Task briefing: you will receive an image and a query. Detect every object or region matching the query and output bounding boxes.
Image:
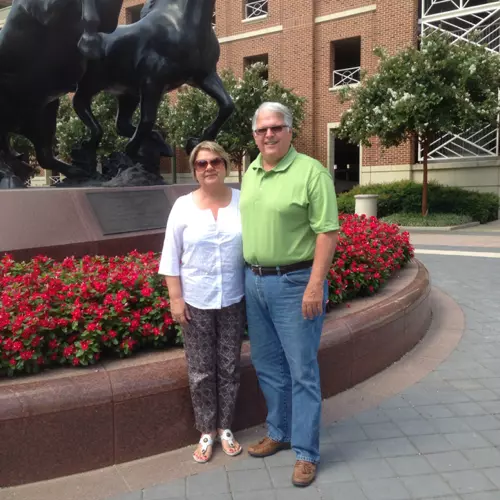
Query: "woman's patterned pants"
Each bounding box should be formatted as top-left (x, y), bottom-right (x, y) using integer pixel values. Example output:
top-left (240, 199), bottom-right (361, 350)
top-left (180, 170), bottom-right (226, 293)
top-left (183, 299), bottom-right (246, 433)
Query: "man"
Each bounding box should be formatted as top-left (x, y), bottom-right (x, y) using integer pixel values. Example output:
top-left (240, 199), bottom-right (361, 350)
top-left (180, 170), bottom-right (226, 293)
top-left (240, 102), bottom-right (339, 487)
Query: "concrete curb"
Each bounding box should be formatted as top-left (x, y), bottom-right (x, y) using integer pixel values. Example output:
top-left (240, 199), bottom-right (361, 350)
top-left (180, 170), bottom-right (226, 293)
top-left (400, 221), bottom-right (480, 232)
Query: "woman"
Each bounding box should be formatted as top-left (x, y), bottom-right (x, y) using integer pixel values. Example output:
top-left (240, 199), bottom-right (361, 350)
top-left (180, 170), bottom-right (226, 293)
top-left (158, 141), bottom-right (245, 463)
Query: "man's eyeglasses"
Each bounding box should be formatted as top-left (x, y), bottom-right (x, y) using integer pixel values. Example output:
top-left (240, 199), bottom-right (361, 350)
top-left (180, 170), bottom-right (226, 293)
top-left (253, 124), bottom-right (289, 136)
top-left (193, 157), bottom-right (226, 171)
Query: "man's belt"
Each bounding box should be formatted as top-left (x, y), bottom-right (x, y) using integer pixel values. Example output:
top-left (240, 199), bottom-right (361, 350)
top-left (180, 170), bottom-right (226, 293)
top-left (246, 259), bottom-right (313, 276)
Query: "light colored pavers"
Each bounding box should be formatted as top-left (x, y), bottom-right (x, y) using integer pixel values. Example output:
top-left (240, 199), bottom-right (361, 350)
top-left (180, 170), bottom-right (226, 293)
top-left (102, 240), bottom-right (499, 500)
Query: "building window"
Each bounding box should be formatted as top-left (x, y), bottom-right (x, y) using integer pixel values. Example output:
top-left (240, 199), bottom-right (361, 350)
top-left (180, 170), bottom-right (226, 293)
top-left (244, 0), bottom-right (268, 20)
top-left (244, 54), bottom-right (269, 80)
top-left (127, 4), bottom-right (143, 24)
top-left (331, 36), bottom-right (361, 88)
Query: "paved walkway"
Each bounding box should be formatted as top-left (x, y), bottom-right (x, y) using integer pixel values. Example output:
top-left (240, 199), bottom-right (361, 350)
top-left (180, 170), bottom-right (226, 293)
top-left (101, 229), bottom-right (500, 500)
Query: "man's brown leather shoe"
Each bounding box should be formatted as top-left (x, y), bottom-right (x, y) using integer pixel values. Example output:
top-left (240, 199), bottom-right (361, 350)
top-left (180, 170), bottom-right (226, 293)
top-left (292, 460), bottom-right (317, 487)
top-left (247, 437), bottom-right (291, 457)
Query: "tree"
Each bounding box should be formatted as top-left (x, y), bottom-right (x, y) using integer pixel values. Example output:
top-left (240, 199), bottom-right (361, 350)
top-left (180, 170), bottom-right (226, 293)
top-left (337, 30), bottom-right (500, 216)
top-left (164, 63), bottom-right (306, 181)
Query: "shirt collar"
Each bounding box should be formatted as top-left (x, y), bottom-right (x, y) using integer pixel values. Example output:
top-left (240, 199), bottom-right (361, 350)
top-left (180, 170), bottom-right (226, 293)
top-left (252, 146), bottom-right (297, 173)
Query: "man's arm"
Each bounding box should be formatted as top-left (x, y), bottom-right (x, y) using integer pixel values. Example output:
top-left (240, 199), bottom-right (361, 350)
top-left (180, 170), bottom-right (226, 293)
top-left (303, 166), bottom-right (340, 320)
top-left (303, 231), bottom-right (338, 319)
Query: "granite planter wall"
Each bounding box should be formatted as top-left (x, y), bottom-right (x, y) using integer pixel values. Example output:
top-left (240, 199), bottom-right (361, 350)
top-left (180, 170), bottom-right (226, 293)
top-left (0, 260), bottom-right (431, 487)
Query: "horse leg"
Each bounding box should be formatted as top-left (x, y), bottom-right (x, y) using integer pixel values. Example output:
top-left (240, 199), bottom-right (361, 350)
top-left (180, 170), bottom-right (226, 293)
top-left (27, 101), bottom-right (90, 180)
top-left (72, 87), bottom-right (103, 169)
top-left (78, 0), bottom-right (103, 59)
top-left (125, 82), bottom-right (164, 158)
top-left (0, 133), bottom-right (21, 160)
top-left (116, 94), bottom-right (140, 138)
top-left (187, 72), bottom-right (235, 154)
top-left (118, 93), bottom-right (174, 158)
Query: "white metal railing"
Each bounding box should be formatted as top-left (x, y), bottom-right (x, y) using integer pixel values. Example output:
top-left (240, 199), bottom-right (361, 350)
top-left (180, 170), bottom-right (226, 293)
top-left (421, 124), bottom-right (499, 161)
top-left (419, 0), bottom-right (500, 160)
top-left (422, 0), bottom-right (498, 18)
top-left (332, 66), bottom-right (361, 87)
top-left (50, 175), bottom-right (63, 185)
top-left (245, 0), bottom-right (268, 19)
top-left (421, 10), bottom-right (500, 54)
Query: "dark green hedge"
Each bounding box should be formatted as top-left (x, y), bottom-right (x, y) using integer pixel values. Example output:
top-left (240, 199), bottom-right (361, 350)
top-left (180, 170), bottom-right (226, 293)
top-left (337, 181), bottom-right (499, 224)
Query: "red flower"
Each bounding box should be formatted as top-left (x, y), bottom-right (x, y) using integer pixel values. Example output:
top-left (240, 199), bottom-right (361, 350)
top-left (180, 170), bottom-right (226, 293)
top-left (20, 350), bottom-right (33, 361)
top-left (0, 214), bottom-right (413, 376)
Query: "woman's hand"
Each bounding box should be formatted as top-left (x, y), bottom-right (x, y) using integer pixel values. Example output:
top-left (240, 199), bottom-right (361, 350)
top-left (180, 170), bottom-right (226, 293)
top-left (171, 297), bottom-right (191, 326)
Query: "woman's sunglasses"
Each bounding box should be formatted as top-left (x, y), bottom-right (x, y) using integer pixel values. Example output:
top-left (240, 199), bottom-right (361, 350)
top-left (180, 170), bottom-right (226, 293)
top-left (194, 157), bottom-right (226, 171)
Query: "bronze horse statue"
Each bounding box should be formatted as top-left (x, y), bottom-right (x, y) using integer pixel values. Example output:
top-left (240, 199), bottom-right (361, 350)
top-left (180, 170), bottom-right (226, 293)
top-left (72, 0), bottom-right (234, 162)
top-left (0, 0), bottom-right (123, 181)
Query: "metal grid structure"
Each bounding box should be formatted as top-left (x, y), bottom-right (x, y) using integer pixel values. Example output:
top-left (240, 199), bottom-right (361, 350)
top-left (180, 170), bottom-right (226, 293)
top-left (332, 66), bottom-right (361, 87)
top-left (245, 0), bottom-right (268, 20)
top-left (419, 0), bottom-right (500, 161)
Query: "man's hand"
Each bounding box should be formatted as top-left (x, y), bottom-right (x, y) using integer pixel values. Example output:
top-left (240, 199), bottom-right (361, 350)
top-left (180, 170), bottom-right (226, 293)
top-left (302, 281), bottom-right (324, 320)
top-left (171, 297), bottom-right (191, 326)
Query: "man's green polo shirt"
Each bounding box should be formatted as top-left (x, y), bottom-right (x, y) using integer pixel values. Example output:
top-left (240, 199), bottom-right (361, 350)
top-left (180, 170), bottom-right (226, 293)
top-left (240, 146), bottom-right (340, 267)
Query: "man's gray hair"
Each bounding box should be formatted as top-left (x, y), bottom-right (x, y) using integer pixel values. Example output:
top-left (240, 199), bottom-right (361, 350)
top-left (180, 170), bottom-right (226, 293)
top-left (252, 102), bottom-right (293, 130)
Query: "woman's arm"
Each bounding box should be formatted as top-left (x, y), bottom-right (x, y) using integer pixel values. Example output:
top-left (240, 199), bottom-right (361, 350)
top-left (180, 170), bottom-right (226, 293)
top-left (158, 201), bottom-right (191, 325)
top-left (166, 276), bottom-right (191, 325)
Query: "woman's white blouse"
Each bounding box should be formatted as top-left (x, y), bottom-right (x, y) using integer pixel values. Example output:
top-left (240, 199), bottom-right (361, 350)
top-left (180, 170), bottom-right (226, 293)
top-left (158, 188), bottom-right (244, 310)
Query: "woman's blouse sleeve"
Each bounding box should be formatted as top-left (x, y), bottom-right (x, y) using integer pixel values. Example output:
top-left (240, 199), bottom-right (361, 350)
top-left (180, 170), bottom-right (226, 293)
top-left (158, 199), bottom-right (183, 276)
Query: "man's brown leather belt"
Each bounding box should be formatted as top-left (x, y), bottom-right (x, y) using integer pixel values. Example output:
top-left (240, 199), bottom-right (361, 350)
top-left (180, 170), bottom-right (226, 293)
top-left (247, 259), bottom-right (313, 276)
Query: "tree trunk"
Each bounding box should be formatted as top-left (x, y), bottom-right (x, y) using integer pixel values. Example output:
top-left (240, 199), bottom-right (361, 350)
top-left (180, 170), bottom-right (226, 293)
top-left (422, 138), bottom-right (429, 217)
top-left (232, 152), bottom-right (244, 184)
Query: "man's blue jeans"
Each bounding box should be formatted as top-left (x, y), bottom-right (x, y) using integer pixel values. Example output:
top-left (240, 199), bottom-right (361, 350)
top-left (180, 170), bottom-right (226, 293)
top-left (245, 266), bottom-right (328, 464)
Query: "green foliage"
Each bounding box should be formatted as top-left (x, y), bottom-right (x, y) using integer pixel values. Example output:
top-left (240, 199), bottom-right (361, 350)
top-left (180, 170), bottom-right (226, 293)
top-left (337, 180), bottom-right (499, 224)
top-left (337, 30), bottom-right (500, 148)
top-left (56, 93), bottom-right (170, 163)
top-left (164, 63), bottom-right (307, 164)
top-left (381, 212), bottom-right (473, 227)
top-left (9, 92), bottom-right (171, 166)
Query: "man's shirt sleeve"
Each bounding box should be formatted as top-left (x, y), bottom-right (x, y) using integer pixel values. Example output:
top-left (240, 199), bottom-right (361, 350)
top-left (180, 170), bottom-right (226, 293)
top-left (308, 168), bottom-right (340, 234)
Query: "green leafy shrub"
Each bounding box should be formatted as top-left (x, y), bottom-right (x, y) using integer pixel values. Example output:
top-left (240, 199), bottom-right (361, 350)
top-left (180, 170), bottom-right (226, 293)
top-left (337, 180), bottom-right (499, 224)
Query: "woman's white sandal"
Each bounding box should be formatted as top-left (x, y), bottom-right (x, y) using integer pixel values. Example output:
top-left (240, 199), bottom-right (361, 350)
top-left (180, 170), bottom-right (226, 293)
top-left (218, 429), bottom-right (242, 457)
top-left (193, 434), bottom-right (214, 463)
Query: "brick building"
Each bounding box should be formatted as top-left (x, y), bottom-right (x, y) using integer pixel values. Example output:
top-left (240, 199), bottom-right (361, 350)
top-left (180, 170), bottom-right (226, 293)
top-left (119, 0), bottom-right (419, 189)
top-left (2, 0), bottom-right (500, 194)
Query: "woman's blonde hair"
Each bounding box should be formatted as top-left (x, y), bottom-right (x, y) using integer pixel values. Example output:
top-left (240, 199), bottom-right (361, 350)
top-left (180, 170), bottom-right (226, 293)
top-left (189, 141), bottom-right (231, 180)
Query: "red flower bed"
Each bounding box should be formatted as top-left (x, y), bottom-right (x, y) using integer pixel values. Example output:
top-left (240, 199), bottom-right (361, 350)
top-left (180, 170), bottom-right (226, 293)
top-left (0, 214), bottom-right (413, 377)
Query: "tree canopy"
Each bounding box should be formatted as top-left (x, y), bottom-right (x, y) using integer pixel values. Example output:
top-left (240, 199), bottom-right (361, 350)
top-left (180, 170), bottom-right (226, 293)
top-left (164, 63), bottom-right (306, 172)
top-left (337, 30), bottom-right (500, 215)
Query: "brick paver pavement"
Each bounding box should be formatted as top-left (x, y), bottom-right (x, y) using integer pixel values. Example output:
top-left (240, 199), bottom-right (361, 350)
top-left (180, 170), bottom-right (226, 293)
top-left (107, 231), bottom-right (500, 500)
